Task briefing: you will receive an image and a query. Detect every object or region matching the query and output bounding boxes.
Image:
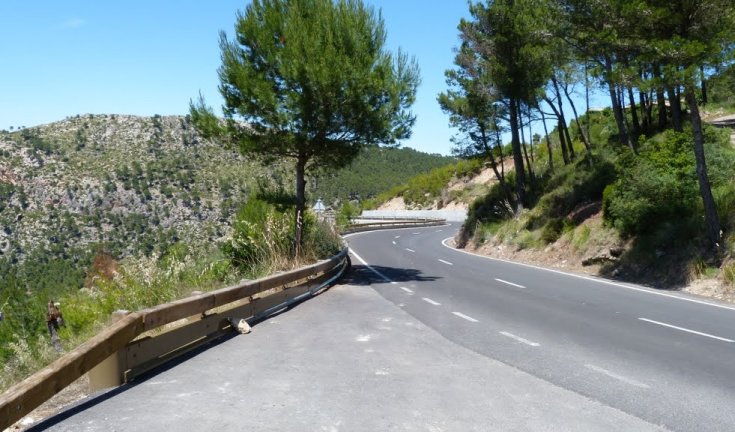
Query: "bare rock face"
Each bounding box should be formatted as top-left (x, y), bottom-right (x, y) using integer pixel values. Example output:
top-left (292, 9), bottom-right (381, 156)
top-left (0, 114), bottom-right (283, 267)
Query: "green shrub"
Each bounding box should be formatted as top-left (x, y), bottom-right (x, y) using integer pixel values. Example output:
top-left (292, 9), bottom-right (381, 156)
top-left (540, 218), bottom-right (566, 244)
top-left (222, 196), bottom-right (292, 268)
top-left (603, 131), bottom-right (699, 236)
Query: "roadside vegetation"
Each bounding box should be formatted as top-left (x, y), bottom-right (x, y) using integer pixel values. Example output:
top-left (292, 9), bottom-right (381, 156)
top-left (443, 0), bottom-right (735, 290)
top-left (0, 193), bottom-right (342, 393)
top-left (366, 158), bottom-right (484, 209)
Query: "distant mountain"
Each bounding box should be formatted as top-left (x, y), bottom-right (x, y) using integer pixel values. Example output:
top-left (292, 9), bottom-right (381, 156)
top-left (0, 114), bottom-right (452, 292)
top-left (0, 114), bottom-right (281, 268)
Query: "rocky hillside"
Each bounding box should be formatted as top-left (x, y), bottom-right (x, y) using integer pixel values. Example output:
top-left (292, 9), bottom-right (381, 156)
top-left (0, 114), bottom-right (276, 266)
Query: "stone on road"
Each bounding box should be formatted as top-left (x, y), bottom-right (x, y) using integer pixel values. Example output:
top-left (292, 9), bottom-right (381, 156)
top-left (36, 284), bottom-right (665, 431)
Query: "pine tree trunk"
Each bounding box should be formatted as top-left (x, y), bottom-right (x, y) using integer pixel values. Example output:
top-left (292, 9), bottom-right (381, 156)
top-left (628, 86), bottom-right (640, 137)
top-left (509, 97), bottom-right (526, 211)
top-left (605, 58), bottom-right (632, 151)
top-left (685, 85), bottom-right (721, 250)
top-left (562, 83), bottom-right (591, 152)
top-left (540, 107), bottom-right (554, 173)
top-left (553, 77), bottom-right (576, 160)
top-left (542, 95), bottom-right (569, 164)
top-left (483, 125), bottom-right (515, 209)
top-left (294, 154), bottom-right (307, 258)
top-left (700, 65), bottom-right (708, 105)
top-left (667, 84), bottom-right (683, 132)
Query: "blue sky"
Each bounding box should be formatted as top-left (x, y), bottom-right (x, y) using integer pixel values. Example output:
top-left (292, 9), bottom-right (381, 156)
top-left (0, 1), bottom-right (475, 155)
top-left (0, 1), bottom-right (607, 156)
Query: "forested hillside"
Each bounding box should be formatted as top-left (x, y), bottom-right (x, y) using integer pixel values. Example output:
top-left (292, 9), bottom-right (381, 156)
top-left (309, 146), bottom-right (454, 205)
top-left (434, 0), bottom-right (735, 292)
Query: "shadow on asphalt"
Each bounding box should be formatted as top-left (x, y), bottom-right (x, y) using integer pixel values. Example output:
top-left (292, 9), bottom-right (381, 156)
top-left (345, 264), bottom-right (441, 286)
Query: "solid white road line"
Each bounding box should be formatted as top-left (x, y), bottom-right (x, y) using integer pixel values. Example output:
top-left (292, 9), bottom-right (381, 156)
top-left (400, 287), bottom-right (414, 294)
top-left (638, 318), bottom-right (734, 343)
top-left (438, 259), bottom-right (454, 266)
top-left (452, 312), bottom-right (479, 323)
top-left (585, 364), bottom-right (650, 389)
top-left (499, 331), bottom-right (540, 347)
top-left (422, 297), bottom-right (441, 306)
top-left (495, 278), bottom-right (526, 289)
top-left (441, 237), bottom-right (735, 312)
top-left (405, 248), bottom-right (415, 253)
top-left (350, 249), bottom-right (392, 283)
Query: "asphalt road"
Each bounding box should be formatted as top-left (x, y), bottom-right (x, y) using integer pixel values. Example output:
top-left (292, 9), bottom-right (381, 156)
top-left (346, 223), bottom-right (735, 432)
top-left (29, 269), bottom-right (662, 431)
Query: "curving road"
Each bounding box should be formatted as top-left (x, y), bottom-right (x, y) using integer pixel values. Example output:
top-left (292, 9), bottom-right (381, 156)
top-left (347, 223), bottom-right (735, 432)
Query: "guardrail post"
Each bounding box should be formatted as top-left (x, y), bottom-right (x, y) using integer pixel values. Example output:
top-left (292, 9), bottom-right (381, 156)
top-left (88, 310), bottom-right (129, 391)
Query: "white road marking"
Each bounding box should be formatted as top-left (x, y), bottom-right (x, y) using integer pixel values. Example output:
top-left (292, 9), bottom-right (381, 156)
top-left (400, 287), bottom-right (414, 294)
top-left (441, 237), bottom-right (735, 312)
top-left (438, 259), bottom-right (453, 266)
top-left (390, 281), bottom-right (398, 285)
top-left (350, 250), bottom-right (392, 283)
top-left (392, 241), bottom-right (396, 245)
top-left (394, 235), bottom-right (401, 239)
top-left (435, 229), bottom-right (444, 233)
top-left (405, 248), bottom-right (415, 253)
top-left (638, 318), bottom-right (734, 343)
top-left (412, 232), bottom-right (420, 235)
top-left (585, 364), bottom-right (650, 389)
top-left (499, 331), bottom-right (540, 347)
top-left (422, 297), bottom-right (441, 306)
top-left (356, 335), bottom-right (371, 342)
top-left (452, 312), bottom-right (479, 323)
top-left (495, 278), bottom-right (526, 289)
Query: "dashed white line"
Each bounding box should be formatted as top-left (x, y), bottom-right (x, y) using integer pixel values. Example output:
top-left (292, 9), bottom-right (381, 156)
top-left (394, 235), bottom-right (401, 239)
top-left (412, 232), bottom-right (420, 235)
top-left (435, 229), bottom-right (444, 233)
top-left (405, 248), bottom-right (416, 253)
top-left (422, 297), bottom-right (441, 306)
top-left (638, 318), bottom-right (734, 343)
top-left (390, 281), bottom-right (398, 285)
top-left (499, 331), bottom-right (540, 347)
top-left (392, 241), bottom-right (396, 245)
top-left (495, 278), bottom-right (526, 289)
top-left (441, 237), bottom-right (735, 312)
top-left (400, 287), bottom-right (414, 294)
top-left (585, 364), bottom-right (650, 389)
top-left (438, 259), bottom-right (453, 266)
top-left (452, 312), bottom-right (479, 323)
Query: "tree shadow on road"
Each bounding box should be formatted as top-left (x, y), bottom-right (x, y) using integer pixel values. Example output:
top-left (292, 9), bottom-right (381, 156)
top-left (345, 264), bottom-right (441, 286)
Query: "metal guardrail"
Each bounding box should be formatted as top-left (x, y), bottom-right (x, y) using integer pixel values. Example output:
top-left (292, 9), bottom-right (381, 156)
top-left (0, 248), bottom-right (350, 430)
top-left (342, 218), bottom-right (446, 234)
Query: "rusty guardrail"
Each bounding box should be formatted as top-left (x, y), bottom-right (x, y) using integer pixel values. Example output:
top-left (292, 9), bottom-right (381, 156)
top-left (0, 248), bottom-right (349, 430)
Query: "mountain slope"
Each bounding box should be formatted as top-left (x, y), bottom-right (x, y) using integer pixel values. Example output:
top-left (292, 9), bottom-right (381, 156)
top-left (0, 114), bottom-right (279, 268)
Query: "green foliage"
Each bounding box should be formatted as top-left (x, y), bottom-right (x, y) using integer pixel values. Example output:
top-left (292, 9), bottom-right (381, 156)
top-left (604, 131), bottom-right (698, 236)
top-left (311, 146), bottom-right (454, 204)
top-left (191, 0), bottom-right (420, 250)
top-left (604, 127), bottom-right (735, 238)
top-left (400, 159), bottom-right (483, 207)
top-left (222, 195), bottom-right (343, 273)
top-left (708, 63), bottom-right (735, 106)
top-left (222, 196), bottom-right (293, 269)
top-left (336, 201), bottom-right (360, 228)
